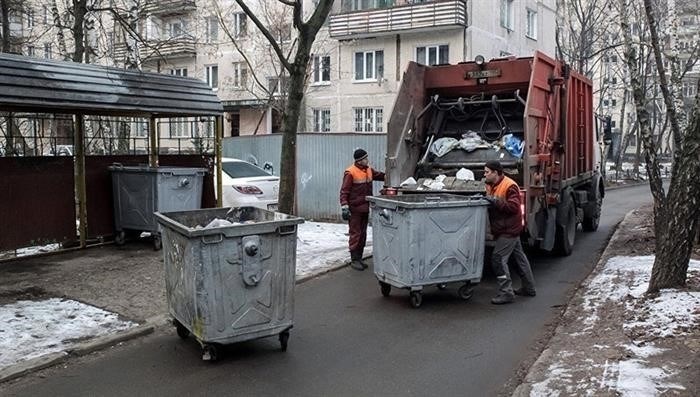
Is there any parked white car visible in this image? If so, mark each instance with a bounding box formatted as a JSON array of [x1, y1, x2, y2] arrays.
[[220, 158, 279, 211]]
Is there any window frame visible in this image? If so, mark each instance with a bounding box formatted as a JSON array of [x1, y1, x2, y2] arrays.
[[206, 16, 218, 43], [526, 8, 537, 40], [312, 54, 331, 84], [233, 12, 247, 38], [500, 0, 514, 31], [353, 50, 384, 82], [415, 44, 449, 66], [205, 64, 218, 90], [312, 108, 331, 132], [232, 62, 248, 89], [353, 107, 384, 132]]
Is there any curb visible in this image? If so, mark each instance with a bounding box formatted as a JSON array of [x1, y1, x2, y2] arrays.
[[510, 208, 638, 396], [0, 322, 156, 384]]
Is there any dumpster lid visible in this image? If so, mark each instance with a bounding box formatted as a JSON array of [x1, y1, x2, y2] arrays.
[[367, 194, 488, 209], [108, 164, 207, 175]]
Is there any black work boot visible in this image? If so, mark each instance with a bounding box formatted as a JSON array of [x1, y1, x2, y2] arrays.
[[349, 251, 364, 271], [491, 293, 515, 305], [359, 258, 369, 269], [514, 287, 536, 297]]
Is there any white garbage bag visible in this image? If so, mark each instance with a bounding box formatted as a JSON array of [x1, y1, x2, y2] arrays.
[[456, 168, 475, 181]]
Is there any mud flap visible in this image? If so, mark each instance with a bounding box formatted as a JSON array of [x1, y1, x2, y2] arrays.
[[541, 207, 557, 251]]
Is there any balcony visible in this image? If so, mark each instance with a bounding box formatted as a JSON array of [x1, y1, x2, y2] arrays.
[[144, 0, 196, 17], [113, 38, 196, 61], [329, 0, 467, 39]]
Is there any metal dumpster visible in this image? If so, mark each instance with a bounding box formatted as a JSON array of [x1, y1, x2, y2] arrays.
[[109, 164, 206, 249], [367, 194, 488, 308], [154, 207, 304, 361]]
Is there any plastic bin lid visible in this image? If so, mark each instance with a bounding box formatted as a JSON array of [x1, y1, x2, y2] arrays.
[[367, 194, 488, 209]]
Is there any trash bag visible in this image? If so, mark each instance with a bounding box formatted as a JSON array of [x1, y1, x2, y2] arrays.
[[502, 134, 524, 158], [430, 138, 460, 157]]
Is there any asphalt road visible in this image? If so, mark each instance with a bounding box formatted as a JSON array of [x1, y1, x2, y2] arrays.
[[1, 184, 653, 397]]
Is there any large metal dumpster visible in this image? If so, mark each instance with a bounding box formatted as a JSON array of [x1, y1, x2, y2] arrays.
[[109, 164, 206, 249], [154, 207, 304, 361], [367, 194, 488, 308]]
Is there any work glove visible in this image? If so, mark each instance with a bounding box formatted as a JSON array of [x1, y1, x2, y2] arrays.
[[483, 196, 498, 206], [341, 205, 351, 221]]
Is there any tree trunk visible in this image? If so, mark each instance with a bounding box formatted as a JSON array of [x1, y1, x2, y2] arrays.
[[278, 43, 311, 215], [72, 0, 87, 62], [1, 0, 10, 53]]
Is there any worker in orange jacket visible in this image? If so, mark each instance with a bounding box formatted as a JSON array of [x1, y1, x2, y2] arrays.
[[339, 148, 385, 271], [484, 160, 536, 304]]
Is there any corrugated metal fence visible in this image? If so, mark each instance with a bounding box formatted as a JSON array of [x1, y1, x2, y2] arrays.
[[223, 133, 387, 220]]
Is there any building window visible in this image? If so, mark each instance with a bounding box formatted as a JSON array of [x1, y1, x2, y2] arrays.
[[629, 133, 636, 147], [611, 55, 618, 63], [267, 76, 289, 95], [312, 55, 331, 83], [353, 107, 383, 132], [169, 20, 186, 38], [169, 118, 191, 138], [43, 5, 49, 24], [500, 0, 514, 30], [416, 45, 449, 66], [44, 43, 51, 59], [313, 108, 331, 132], [26, 45, 34, 57], [611, 120, 616, 128], [206, 16, 218, 43], [132, 120, 148, 138], [170, 68, 188, 76], [354, 50, 384, 81], [233, 13, 247, 38], [611, 99, 617, 106], [26, 8, 34, 28], [526, 9, 537, 39], [232, 62, 248, 88], [275, 22, 292, 43], [206, 65, 218, 89]]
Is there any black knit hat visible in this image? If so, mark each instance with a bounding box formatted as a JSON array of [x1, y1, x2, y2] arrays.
[[485, 160, 504, 174], [353, 148, 368, 161]]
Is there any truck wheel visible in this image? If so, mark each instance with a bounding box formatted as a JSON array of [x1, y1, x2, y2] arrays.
[[555, 195, 576, 256], [582, 190, 602, 232]]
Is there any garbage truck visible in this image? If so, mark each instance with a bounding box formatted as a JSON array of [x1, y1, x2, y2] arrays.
[[383, 51, 604, 255]]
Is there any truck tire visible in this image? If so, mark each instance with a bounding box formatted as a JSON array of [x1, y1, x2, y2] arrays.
[[554, 194, 576, 256], [582, 187, 602, 232]]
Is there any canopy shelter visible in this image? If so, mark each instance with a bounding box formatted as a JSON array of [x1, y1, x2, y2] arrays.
[[0, 53, 224, 250]]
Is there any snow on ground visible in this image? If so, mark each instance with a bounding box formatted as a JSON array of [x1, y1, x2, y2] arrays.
[[294, 221, 370, 279], [0, 221, 362, 372], [0, 298, 135, 370], [531, 256, 700, 397]]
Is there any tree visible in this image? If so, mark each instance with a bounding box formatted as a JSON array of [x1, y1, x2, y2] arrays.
[[619, 0, 700, 292], [230, 0, 334, 215]]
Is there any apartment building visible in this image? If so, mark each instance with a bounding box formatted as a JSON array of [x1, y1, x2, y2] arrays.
[[3, 0, 557, 140], [594, 0, 699, 160]]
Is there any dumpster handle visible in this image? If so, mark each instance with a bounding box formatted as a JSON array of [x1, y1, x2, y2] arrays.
[[178, 178, 190, 188], [277, 225, 296, 235], [201, 234, 223, 244]]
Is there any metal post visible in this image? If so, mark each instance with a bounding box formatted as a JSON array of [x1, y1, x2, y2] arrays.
[[149, 116, 158, 167], [216, 115, 223, 207], [73, 114, 88, 248]]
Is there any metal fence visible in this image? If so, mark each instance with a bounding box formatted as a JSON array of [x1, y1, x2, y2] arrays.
[[0, 113, 216, 157], [223, 133, 387, 220]]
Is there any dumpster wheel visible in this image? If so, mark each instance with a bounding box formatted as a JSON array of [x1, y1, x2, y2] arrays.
[[279, 330, 290, 352], [379, 281, 391, 297], [114, 231, 126, 246], [202, 344, 219, 361], [153, 235, 162, 251], [458, 282, 476, 301], [409, 291, 423, 308], [174, 319, 190, 339]]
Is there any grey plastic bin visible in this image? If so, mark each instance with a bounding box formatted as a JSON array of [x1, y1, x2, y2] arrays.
[[109, 164, 206, 249], [154, 207, 304, 361], [367, 194, 488, 308]]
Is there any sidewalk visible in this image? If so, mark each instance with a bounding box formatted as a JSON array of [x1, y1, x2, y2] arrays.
[[0, 221, 368, 382], [513, 206, 699, 396]]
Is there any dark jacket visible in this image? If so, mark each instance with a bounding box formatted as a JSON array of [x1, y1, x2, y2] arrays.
[[486, 175, 523, 238], [339, 163, 385, 213]]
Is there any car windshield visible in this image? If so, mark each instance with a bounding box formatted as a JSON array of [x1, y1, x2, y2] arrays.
[[222, 161, 271, 178]]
